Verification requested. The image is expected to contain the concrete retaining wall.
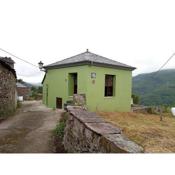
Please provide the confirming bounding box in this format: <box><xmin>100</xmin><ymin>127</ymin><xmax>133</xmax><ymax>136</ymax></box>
<box><xmin>63</xmin><ymin>106</ymin><xmax>144</xmax><ymax>153</ymax></box>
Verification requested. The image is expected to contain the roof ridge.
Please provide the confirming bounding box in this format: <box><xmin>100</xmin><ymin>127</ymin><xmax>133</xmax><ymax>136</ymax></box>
<box><xmin>46</xmin><ymin>51</ymin><xmax>88</xmax><ymax>67</ymax></box>
<box><xmin>87</xmin><ymin>51</ymin><xmax>131</xmax><ymax>66</ymax></box>
<box><xmin>44</xmin><ymin>51</ymin><xmax>136</xmax><ymax>70</ymax></box>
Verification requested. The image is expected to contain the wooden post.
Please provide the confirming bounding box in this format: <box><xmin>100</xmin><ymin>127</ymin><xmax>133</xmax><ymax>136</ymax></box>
<box><xmin>158</xmin><ymin>106</ymin><xmax>163</xmax><ymax>121</ymax></box>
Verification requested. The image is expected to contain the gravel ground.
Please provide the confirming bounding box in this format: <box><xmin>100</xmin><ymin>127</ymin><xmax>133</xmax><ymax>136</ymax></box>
<box><xmin>0</xmin><ymin>101</ymin><xmax>63</xmax><ymax>153</ymax></box>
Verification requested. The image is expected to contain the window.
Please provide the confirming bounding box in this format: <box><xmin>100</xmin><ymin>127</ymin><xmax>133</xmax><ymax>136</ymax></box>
<box><xmin>104</xmin><ymin>75</ymin><xmax>115</xmax><ymax>96</ymax></box>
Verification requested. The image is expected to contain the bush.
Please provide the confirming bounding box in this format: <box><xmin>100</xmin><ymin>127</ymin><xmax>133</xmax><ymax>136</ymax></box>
<box><xmin>54</xmin><ymin>121</ymin><xmax>66</xmax><ymax>139</ymax></box>
<box><xmin>53</xmin><ymin>112</ymin><xmax>68</xmax><ymax>139</ymax></box>
<box><xmin>30</xmin><ymin>86</ymin><xmax>43</xmax><ymax>100</ymax></box>
<box><xmin>53</xmin><ymin>112</ymin><xmax>69</xmax><ymax>153</ymax></box>
<box><xmin>17</xmin><ymin>101</ymin><xmax>22</xmax><ymax>108</ymax></box>
<box><xmin>59</xmin><ymin>112</ymin><xmax>69</xmax><ymax>123</ymax></box>
<box><xmin>132</xmin><ymin>94</ymin><xmax>140</xmax><ymax>104</ymax></box>
<box><xmin>147</xmin><ymin>107</ymin><xmax>155</xmax><ymax>114</ymax></box>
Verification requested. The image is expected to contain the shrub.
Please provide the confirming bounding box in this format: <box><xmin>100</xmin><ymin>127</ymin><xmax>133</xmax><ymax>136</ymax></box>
<box><xmin>59</xmin><ymin>112</ymin><xmax>69</xmax><ymax>123</ymax></box>
<box><xmin>132</xmin><ymin>94</ymin><xmax>140</xmax><ymax>104</ymax></box>
<box><xmin>147</xmin><ymin>107</ymin><xmax>155</xmax><ymax>114</ymax></box>
<box><xmin>53</xmin><ymin>112</ymin><xmax>68</xmax><ymax>139</ymax></box>
<box><xmin>53</xmin><ymin>112</ymin><xmax>69</xmax><ymax>153</ymax></box>
<box><xmin>54</xmin><ymin>121</ymin><xmax>66</xmax><ymax>139</ymax></box>
<box><xmin>17</xmin><ymin>101</ymin><xmax>22</xmax><ymax>108</ymax></box>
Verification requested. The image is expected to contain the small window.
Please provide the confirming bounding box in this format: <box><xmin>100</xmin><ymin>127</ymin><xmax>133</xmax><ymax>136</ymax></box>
<box><xmin>104</xmin><ymin>75</ymin><xmax>115</xmax><ymax>97</ymax></box>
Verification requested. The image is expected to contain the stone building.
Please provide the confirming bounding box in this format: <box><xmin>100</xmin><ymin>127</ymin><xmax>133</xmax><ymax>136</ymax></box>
<box><xmin>0</xmin><ymin>57</ymin><xmax>17</xmax><ymax>118</ymax></box>
<box><xmin>16</xmin><ymin>82</ymin><xmax>31</xmax><ymax>101</ymax></box>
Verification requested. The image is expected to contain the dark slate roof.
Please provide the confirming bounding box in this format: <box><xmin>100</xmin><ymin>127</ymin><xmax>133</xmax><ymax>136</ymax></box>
<box><xmin>0</xmin><ymin>57</ymin><xmax>15</xmax><ymax>69</ymax></box>
<box><xmin>0</xmin><ymin>57</ymin><xmax>16</xmax><ymax>78</ymax></box>
<box><xmin>44</xmin><ymin>51</ymin><xmax>136</xmax><ymax>71</ymax></box>
<box><xmin>16</xmin><ymin>82</ymin><xmax>27</xmax><ymax>88</ymax></box>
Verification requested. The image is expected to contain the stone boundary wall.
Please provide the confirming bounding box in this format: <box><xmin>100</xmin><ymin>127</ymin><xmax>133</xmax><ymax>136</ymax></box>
<box><xmin>0</xmin><ymin>63</ymin><xmax>17</xmax><ymax>118</ymax></box>
<box><xmin>63</xmin><ymin>106</ymin><xmax>144</xmax><ymax>153</ymax></box>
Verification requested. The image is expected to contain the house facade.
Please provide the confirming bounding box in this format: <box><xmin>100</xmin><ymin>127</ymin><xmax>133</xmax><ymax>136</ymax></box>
<box><xmin>0</xmin><ymin>57</ymin><xmax>17</xmax><ymax>118</ymax></box>
<box><xmin>42</xmin><ymin>51</ymin><xmax>135</xmax><ymax>112</ymax></box>
<box><xmin>16</xmin><ymin>82</ymin><xmax>31</xmax><ymax>101</ymax></box>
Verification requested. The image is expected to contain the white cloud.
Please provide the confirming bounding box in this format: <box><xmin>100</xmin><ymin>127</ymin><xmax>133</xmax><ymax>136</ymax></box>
<box><xmin>1</xmin><ymin>0</ymin><xmax>175</xmax><ymax>82</ymax></box>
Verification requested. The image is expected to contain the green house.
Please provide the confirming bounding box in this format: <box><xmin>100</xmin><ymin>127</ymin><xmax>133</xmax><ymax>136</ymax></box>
<box><xmin>42</xmin><ymin>50</ymin><xmax>135</xmax><ymax>112</ymax></box>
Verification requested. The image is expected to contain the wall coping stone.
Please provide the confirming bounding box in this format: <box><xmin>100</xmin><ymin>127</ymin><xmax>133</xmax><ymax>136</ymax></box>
<box><xmin>66</xmin><ymin>105</ymin><xmax>144</xmax><ymax>153</ymax></box>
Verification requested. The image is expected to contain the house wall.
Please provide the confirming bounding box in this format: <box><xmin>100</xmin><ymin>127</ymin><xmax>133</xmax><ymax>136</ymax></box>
<box><xmin>43</xmin><ymin>65</ymin><xmax>132</xmax><ymax>112</ymax></box>
<box><xmin>86</xmin><ymin>65</ymin><xmax>132</xmax><ymax>112</ymax></box>
<box><xmin>17</xmin><ymin>87</ymin><xmax>31</xmax><ymax>100</ymax></box>
<box><xmin>0</xmin><ymin>63</ymin><xmax>17</xmax><ymax>118</ymax></box>
<box><xmin>42</xmin><ymin>65</ymin><xmax>88</xmax><ymax>108</ymax></box>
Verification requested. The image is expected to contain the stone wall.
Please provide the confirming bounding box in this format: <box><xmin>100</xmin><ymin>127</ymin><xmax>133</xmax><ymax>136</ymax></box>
<box><xmin>63</xmin><ymin>106</ymin><xmax>144</xmax><ymax>153</ymax></box>
<box><xmin>0</xmin><ymin>63</ymin><xmax>17</xmax><ymax>118</ymax></box>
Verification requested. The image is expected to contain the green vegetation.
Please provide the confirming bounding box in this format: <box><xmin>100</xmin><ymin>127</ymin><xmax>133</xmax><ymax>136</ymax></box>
<box><xmin>132</xmin><ymin>94</ymin><xmax>140</xmax><ymax>104</ymax></box>
<box><xmin>17</xmin><ymin>79</ymin><xmax>43</xmax><ymax>100</ymax></box>
<box><xmin>133</xmin><ymin>69</ymin><xmax>175</xmax><ymax>106</ymax></box>
<box><xmin>30</xmin><ymin>86</ymin><xmax>42</xmax><ymax>100</ymax></box>
<box><xmin>54</xmin><ymin>122</ymin><xmax>66</xmax><ymax>139</ymax></box>
<box><xmin>53</xmin><ymin>112</ymin><xmax>68</xmax><ymax>153</ymax></box>
<box><xmin>0</xmin><ymin>109</ymin><xmax>15</xmax><ymax>119</ymax></box>
<box><xmin>53</xmin><ymin>112</ymin><xmax>68</xmax><ymax>139</ymax></box>
<box><xmin>17</xmin><ymin>101</ymin><xmax>22</xmax><ymax>108</ymax></box>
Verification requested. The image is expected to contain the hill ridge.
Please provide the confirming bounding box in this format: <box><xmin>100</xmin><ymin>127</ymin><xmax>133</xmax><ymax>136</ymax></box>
<box><xmin>133</xmin><ymin>69</ymin><xmax>175</xmax><ymax>106</ymax></box>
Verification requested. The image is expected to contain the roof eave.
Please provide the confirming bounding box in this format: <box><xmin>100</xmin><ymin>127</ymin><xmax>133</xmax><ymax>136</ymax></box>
<box><xmin>91</xmin><ymin>62</ymin><xmax>136</xmax><ymax>71</ymax></box>
<box><xmin>44</xmin><ymin>61</ymin><xmax>136</xmax><ymax>71</ymax></box>
<box><xmin>41</xmin><ymin>72</ymin><xmax>47</xmax><ymax>84</ymax></box>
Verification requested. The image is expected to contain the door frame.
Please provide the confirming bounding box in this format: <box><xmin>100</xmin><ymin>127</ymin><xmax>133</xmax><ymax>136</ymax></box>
<box><xmin>56</xmin><ymin>97</ymin><xmax>62</xmax><ymax>109</ymax></box>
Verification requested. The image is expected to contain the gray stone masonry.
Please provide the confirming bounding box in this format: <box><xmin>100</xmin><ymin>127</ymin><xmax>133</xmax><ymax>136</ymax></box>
<box><xmin>0</xmin><ymin>63</ymin><xmax>16</xmax><ymax>118</ymax></box>
<box><xmin>63</xmin><ymin>106</ymin><xmax>144</xmax><ymax>153</ymax></box>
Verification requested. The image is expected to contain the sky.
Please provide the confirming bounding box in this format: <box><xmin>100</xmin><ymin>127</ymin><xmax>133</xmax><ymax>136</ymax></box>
<box><xmin>1</xmin><ymin>0</ymin><xmax>175</xmax><ymax>83</ymax></box>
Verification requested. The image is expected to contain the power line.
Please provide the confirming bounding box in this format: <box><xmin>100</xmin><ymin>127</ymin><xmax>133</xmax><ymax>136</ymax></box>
<box><xmin>154</xmin><ymin>52</ymin><xmax>175</xmax><ymax>76</ymax></box>
<box><xmin>0</xmin><ymin>48</ymin><xmax>38</xmax><ymax>68</ymax></box>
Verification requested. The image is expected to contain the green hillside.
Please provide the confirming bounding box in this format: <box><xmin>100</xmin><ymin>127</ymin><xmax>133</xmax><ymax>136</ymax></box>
<box><xmin>132</xmin><ymin>69</ymin><xmax>175</xmax><ymax>106</ymax></box>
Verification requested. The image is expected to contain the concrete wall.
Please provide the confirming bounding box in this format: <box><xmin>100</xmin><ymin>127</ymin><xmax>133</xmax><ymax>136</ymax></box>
<box><xmin>0</xmin><ymin>63</ymin><xmax>16</xmax><ymax>118</ymax></box>
<box><xmin>43</xmin><ymin>65</ymin><xmax>133</xmax><ymax>112</ymax></box>
<box><xmin>86</xmin><ymin>66</ymin><xmax>132</xmax><ymax>112</ymax></box>
<box><xmin>43</xmin><ymin>65</ymin><xmax>88</xmax><ymax>108</ymax></box>
<box><xmin>63</xmin><ymin>106</ymin><xmax>143</xmax><ymax>153</ymax></box>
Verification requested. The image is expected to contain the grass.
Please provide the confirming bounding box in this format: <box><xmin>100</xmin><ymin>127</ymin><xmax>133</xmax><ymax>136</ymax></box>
<box><xmin>98</xmin><ymin>111</ymin><xmax>175</xmax><ymax>153</ymax></box>
<box><xmin>53</xmin><ymin>112</ymin><xmax>68</xmax><ymax>153</ymax></box>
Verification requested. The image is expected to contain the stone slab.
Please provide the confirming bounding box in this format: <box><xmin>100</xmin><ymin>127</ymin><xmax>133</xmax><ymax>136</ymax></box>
<box><xmin>69</xmin><ymin>109</ymin><xmax>97</xmax><ymax>118</ymax></box>
<box><xmin>85</xmin><ymin>122</ymin><xmax>121</xmax><ymax>135</ymax></box>
<box><xmin>103</xmin><ymin>134</ymin><xmax>144</xmax><ymax>153</ymax></box>
<box><xmin>77</xmin><ymin>117</ymin><xmax>106</xmax><ymax>123</ymax></box>
<box><xmin>69</xmin><ymin>109</ymin><xmax>106</xmax><ymax>123</ymax></box>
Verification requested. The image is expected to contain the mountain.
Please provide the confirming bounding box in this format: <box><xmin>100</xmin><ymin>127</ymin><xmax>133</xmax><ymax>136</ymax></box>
<box><xmin>132</xmin><ymin>69</ymin><xmax>175</xmax><ymax>106</ymax></box>
<box><xmin>17</xmin><ymin>79</ymin><xmax>42</xmax><ymax>88</ymax></box>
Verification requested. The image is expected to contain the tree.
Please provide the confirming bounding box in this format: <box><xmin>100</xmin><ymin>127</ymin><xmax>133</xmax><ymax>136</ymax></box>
<box><xmin>132</xmin><ymin>94</ymin><xmax>140</xmax><ymax>104</ymax></box>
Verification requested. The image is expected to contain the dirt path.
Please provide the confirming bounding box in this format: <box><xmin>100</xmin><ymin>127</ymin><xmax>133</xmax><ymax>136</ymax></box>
<box><xmin>0</xmin><ymin>101</ymin><xmax>63</xmax><ymax>153</ymax></box>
